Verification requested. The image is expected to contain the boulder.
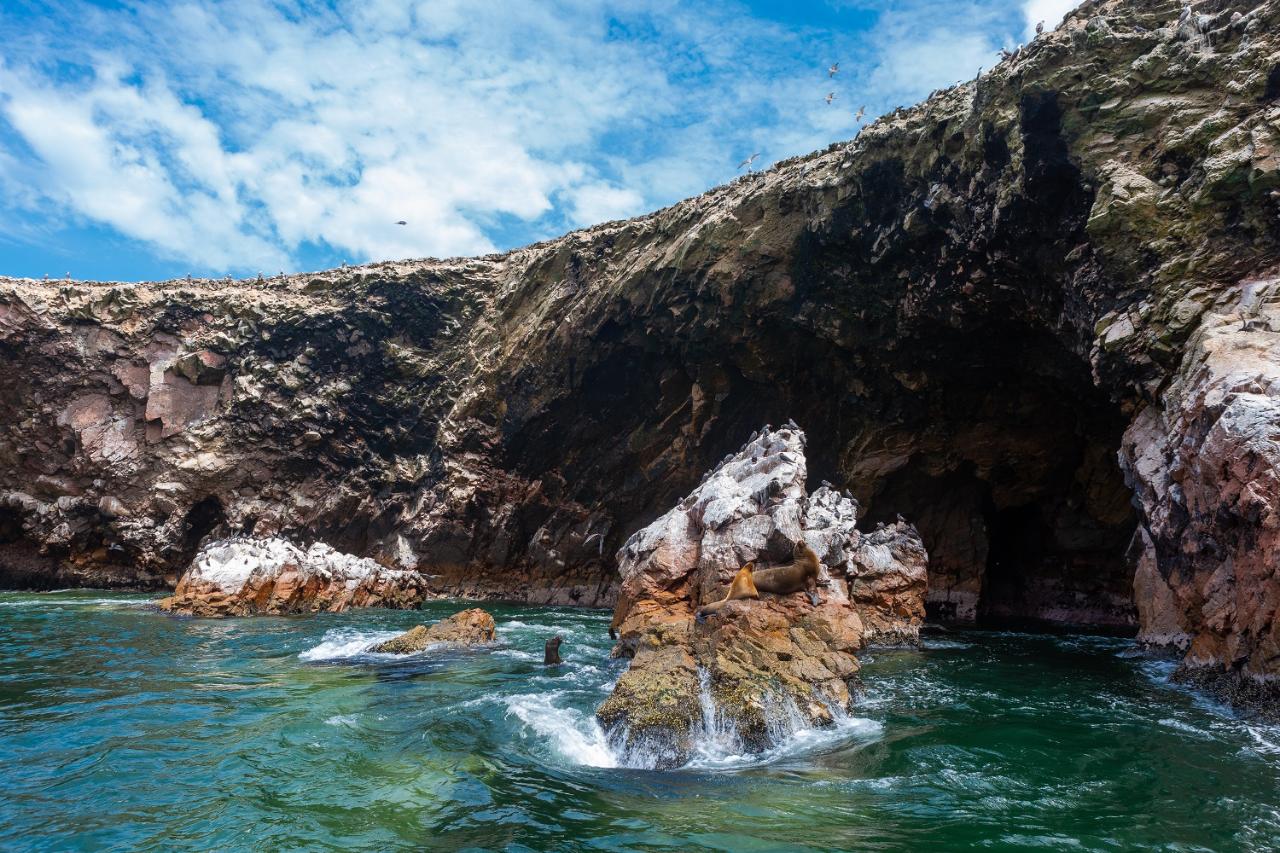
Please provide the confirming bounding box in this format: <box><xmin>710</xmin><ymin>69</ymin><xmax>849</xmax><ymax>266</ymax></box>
<box><xmin>369</xmin><ymin>608</ymin><xmax>496</xmax><ymax>653</ymax></box>
<box><xmin>158</xmin><ymin>537</ymin><xmax>432</xmax><ymax>617</ymax></box>
<box><xmin>597</xmin><ymin>426</ymin><xmax>927</xmax><ymax>768</ymax></box>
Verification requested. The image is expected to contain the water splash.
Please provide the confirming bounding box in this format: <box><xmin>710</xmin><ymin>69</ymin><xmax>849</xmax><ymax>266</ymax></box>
<box><xmin>297</xmin><ymin>628</ymin><xmax>402</xmax><ymax>661</ymax></box>
<box><xmin>504</xmin><ymin>692</ymin><xmax>617</xmax><ymax>768</ymax></box>
<box><xmin>599</xmin><ymin>667</ymin><xmax>883</xmax><ymax>771</ymax></box>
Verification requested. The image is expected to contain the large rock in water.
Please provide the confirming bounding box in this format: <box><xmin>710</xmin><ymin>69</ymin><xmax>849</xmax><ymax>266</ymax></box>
<box><xmin>1</xmin><ymin>0</ymin><xmax>1280</xmax><ymax>716</ymax></box>
<box><xmin>370</xmin><ymin>608</ymin><xmax>496</xmax><ymax>653</ymax></box>
<box><xmin>158</xmin><ymin>537</ymin><xmax>432</xmax><ymax>616</ymax></box>
<box><xmin>596</xmin><ymin>426</ymin><xmax>926</xmax><ymax>768</ymax></box>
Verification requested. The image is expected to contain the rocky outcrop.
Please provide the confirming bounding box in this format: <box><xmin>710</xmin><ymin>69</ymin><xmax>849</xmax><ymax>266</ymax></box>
<box><xmin>1</xmin><ymin>1</ymin><xmax>1279</xmax><ymax>712</ymax></box>
<box><xmin>158</xmin><ymin>537</ymin><xmax>432</xmax><ymax>616</ymax></box>
<box><xmin>596</xmin><ymin>426</ymin><xmax>925</xmax><ymax>768</ymax></box>
<box><xmin>849</xmin><ymin>522</ymin><xmax>929</xmax><ymax>645</ymax></box>
<box><xmin>369</xmin><ymin>608</ymin><xmax>496</xmax><ymax>653</ymax></box>
<box><xmin>1120</xmin><ymin>274</ymin><xmax>1280</xmax><ymax>710</ymax></box>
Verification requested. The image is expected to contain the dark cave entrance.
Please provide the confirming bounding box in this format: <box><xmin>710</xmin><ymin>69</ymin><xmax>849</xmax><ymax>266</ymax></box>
<box><xmin>181</xmin><ymin>497</ymin><xmax>227</xmax><ymax>564</ymax></box>
<box><xmin>979</xmin><ymin>503</ymin><xmax>1049</xmax><ymax>625</ymax></box>
<box><xmin>852</xmin><ymin>355</ymin><xmax>1139</xmax><ymax>633</ymax></box>
<box><xmin>0</xmin><ymin>506</ymin><xmax>59</xmax><ymax>590</ymax></box>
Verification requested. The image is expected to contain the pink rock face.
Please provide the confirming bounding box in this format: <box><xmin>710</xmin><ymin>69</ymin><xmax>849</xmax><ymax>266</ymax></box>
<box><xmin>144</xmin><ymin>370</ymin><xmax>222</xmax><ymax>439</ymax></box>
<box><xmin>598</xmin><ymin>426</ymin><xmax>928</xmax><ymax>768</ymax></box>
<box><xmin>1120</xmin><ymin>276</ymin><xmax>1280</xmax><ymax>706</ymax></box>
<box><xmin>159</xmin><ymin>537</ymin><xmax>433</xmax><ymax>617</ymax></box>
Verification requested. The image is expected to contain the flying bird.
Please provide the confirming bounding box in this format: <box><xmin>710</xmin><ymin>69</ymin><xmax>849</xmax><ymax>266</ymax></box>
<box><xmin>395</xmin><ymin>220</ymin><xmax>407</xmax><ymax>225</ymax></box>
<box><xmin>825</xmin><ymin>92</ymin><xmax>836</xmax><ymax>104</ymax></box>
<box><xmin>855</xmin><ymin>105</ymin><xmax>866</xmax><ymax>121</ymax></box>
<box><xmin>737</xmin><ymin>152</ymin><xmax>761</xmax><ymax>171</ymax></box>
<box><xmin>828</xmin><ymin>62</ymin><xmax>839</xmax><ymax>77</ymax></box>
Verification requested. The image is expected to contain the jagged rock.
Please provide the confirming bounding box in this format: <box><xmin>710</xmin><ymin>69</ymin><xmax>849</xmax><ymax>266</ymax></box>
<box><xmin>158</xmin><ymin>537</ymin><xmax>432</xmax><ymax>617</ymax></box>
<box><xmin>369</xmin><ymin>608</ymin><xmax>496</xmax><ymax>653</ymax></box>
<box><xmin>596</xmin><ymin>426</ymin><xmax>926</xmax><ymax>768</ymax></box>
<box><xmin>1120</xmin><ymin>275</ymin><xmax>1280</xmax><ymax>710</ymax></box>
<box><xmin>849</xmin><ymin>522</ymin><xmax>928</xmax><ymax>645</ymax></box>
<box><xmin>0</xmin><ymin>0</ymin><xmax>1278</xmax><ymax>716</ymax></box>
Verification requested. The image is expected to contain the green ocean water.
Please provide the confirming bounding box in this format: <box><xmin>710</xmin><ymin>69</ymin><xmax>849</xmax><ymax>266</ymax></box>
<box><xmin>1</xmin><ymin>590</ymin><xmax>1277</xmax><ymax>852</ymax></box>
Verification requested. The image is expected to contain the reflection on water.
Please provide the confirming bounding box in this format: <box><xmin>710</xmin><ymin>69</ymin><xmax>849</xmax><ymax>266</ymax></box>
<box><xmin>1</xmin><ymin>590</ymin><xmax>1278</xmax><ymax>851</ymax></box>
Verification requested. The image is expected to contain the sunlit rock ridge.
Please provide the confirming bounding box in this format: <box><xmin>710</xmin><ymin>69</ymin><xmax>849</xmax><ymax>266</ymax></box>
<box><xmin>1</xmin><ymin>0</ymin><xmax>1279</xmax><ymax>712</ymax></box>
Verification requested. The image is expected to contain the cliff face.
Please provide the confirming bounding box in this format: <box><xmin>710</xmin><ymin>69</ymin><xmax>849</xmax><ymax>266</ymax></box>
<box><xmin>1</xmin><ymin>2</ymin><xmax>1279</xmax><ymax>701</ymax></box>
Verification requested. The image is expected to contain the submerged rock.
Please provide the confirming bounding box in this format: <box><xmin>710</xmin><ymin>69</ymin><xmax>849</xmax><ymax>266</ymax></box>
<box><xmin>597</xmin><ymin>426</ymin><xmax>926</xmax><ymax>767</ymax></box>
<box><xmin>158</xmin><ymin>537</ymin><xmax>432</xmax><ymax>617</ymax></box>
<box><xmin>370</xmin><ymin>608</ymin><xmax>496</xmax><ymax>653</ymax></box>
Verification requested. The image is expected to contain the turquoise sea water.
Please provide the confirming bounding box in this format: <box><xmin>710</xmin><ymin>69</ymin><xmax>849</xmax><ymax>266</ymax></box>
<box><xmin>1</xmin><ymin>590</ymin><xmax>1278</xmax><ymax>852</ymax></box>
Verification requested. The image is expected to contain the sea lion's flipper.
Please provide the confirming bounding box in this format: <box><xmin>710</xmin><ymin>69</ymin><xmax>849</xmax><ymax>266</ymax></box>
<box><xmin>806</xmin><ymin>589</ymin><xmax>821</xmax><ymax>606</ymax></box>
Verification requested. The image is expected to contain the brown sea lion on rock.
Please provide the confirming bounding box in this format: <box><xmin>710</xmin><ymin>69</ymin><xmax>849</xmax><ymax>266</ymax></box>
<box><xmin>752</xmin><ymin>543</ymin><xmax>821</xmax><ymax>599</ymax></box>
<box><xmin>696</xmin><ymin>563</ymin><xmax>759</xmax><ymax>620</ymax></box>
<box><xmin>544</xmin><ymin>635</ymin><xmax>563</xmax><ymax>665</ymax></box>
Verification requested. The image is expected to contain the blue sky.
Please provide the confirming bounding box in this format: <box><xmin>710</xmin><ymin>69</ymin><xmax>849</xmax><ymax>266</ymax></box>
<box><xmin>0</xmin><ymin>0</ymin><xmax>1078</xmax><ymax>282</ymax></box>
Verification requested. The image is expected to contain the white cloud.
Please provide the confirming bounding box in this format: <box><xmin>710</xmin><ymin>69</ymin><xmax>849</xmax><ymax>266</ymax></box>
<box><xmin>566</xmin><ymin>183</ymin><xmax>646</xmax><ymax>228</ymax></box>
<box><xmin>1022</xmin><ymin>0</ymin><xmax>1081</xmax><ymax>40</ymax></box>
<box><xmin>0</xmin><ymin>0</ymin><xmax>1042</xmax><ymax>277</ymax></box>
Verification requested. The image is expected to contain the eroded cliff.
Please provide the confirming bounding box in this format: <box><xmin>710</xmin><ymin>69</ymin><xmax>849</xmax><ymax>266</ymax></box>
<box><xmin>2</xmin><ymin>0</ymin><xmax>1279</xmax><ymax>708</ymax></box>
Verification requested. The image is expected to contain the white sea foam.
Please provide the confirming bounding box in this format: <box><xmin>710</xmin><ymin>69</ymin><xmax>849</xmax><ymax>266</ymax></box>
<box><xmin>681</xmin><ymin>669</ymin><xmax>883</xmax><ymax>770</ymax></box>
<box><xmin>297</xmin><ymin>628</ymin><xmax>402</xmax><ymax>661</ymax></box>
<box><xmin>924</xmin><ymin>639</ymin><xmax>973</xmax><ymax>650</ymax></box>
<box><xmin>325</xmin><ymin>714</ymin><xmax>359</xmax><ymax>728</ymax></box>
<box><xmin>504</xmin><ymin>692</ymin><xmax>618</xmax><ymax>768</ymax></box>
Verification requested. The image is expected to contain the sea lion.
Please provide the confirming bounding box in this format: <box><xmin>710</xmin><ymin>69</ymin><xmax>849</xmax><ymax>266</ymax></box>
<box><xmin>695</xmin><ymin>562</ymin><xmax>759</xmax><ymax>621</ymax></box>
<box><xmin>544</xmin><ymin>635</ymin><xmax>563</xmax><ymax>665</ymax></box>
<box><xmin>752</xmin><ymin>542</ymin><xmax>821</xmax><ymax>598</ymax></box>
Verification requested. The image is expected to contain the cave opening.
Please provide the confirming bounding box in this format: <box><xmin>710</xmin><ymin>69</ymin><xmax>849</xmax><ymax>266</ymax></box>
<box><xmin>0</xmin><ymin>506</ymin><xmax>59</xmax><ymax>590</ymax></box>
<box><xmin>182</xmin><ymin>497</ymin><xmax>227</xmax><ymax>563</ymax></box>
<box><xmin>850</xmin><ymin>327</ymin><xmax>1140</xmax><ymax>634</ymax></box>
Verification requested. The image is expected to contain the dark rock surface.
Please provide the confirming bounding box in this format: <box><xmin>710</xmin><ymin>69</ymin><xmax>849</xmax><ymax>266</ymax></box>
<box><xmin>1</xmin><ymin>0</ymin><xmax>1279</xmax><ymax>706</ymax></box>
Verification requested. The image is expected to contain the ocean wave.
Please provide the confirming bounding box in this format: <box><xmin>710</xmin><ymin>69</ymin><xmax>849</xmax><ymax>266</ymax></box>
<box><xmin>297</xmin><ymin>628</ymin><xmax>403</xmax><ymax>661</ymax></box>
<box><xmin>0</xmin><ymin>596</ymin><xmax>153</xmax><ymax>608</ymax></box>
<box><xmin>504</xmin><ymin>691</ymin><xmax>618</xmax><ymax>768</ymax></box>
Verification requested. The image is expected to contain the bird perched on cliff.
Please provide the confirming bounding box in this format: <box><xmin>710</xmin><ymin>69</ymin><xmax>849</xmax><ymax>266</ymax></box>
<box><xmin>855</xmin><ymin>105</ymin><xmax>866</xmax><ymax>121</ymax></box>
<box><xmin>998</xmin><ymin>47</ymin><xmax>1013</xmax><ymax>60</ymax></box>
<box><xmin>737</xmin><ymin>153</ymin><xmax>761</xmax><ymax>171</ymax></box>
<box><xmin>825</xmin><ymin>92</ymin><xmax>836</xmax><ymax>104</ymax></box>
<box><xmin>1035</xmin><ymin>20</ymin><xmax>1045</xmax><ymax>35</ymax></box>
<box><xmin>395</xmin><ymin>220</ymin><xmax>407</xmax><ymax>225</ymax></box>
<box><xmin>828</xmin><ymin>62</ymin><xmax>839</xmax><ymax>77</ymax></box>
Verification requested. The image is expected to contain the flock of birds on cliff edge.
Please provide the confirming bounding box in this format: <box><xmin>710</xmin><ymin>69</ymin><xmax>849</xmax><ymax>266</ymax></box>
<box><xmin>735</xmin><ymin>19</ymin><xmax>1050</xmax><ymax>178</ymax></box>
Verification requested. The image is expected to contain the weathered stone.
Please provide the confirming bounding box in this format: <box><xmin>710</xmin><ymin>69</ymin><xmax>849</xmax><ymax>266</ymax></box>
<box><xmin>370</xmin><ymin>608</ymin><xmax>496</xmax><ymax>653</ymax></box>
<box><xmin>158</xmin><ymin>537</ymin><xmax>433</xmax><ymax>617</ymax></box>
<box><xmin>598</xmin><ymin>426</ymin><xmax>925</xmax><ymax>767</ymax></box>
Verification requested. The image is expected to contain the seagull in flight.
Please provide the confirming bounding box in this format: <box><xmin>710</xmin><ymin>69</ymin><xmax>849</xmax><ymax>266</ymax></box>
<box><xmin>737</xmin><ymin>152</ymin><xmax>761</xmax><ymax>171</ymax></box>
<box><xmin>395</xmin><ymin>220</ymin><xmax>407</xmax><ymax>225</ymax></box>
<box><xmin>855</xmin><ymin>105</ymin><xmax>866</xmax><ymax>122</ymax></box>
<box><xmin>828</xmin><ymin>62</ymin><xmax>839</xmax><ymax>77</ymax></box>
<box><xmin>825</xmin><ymin>92</ymin><xmax>836</xmax><ymax>104</ymax></box>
